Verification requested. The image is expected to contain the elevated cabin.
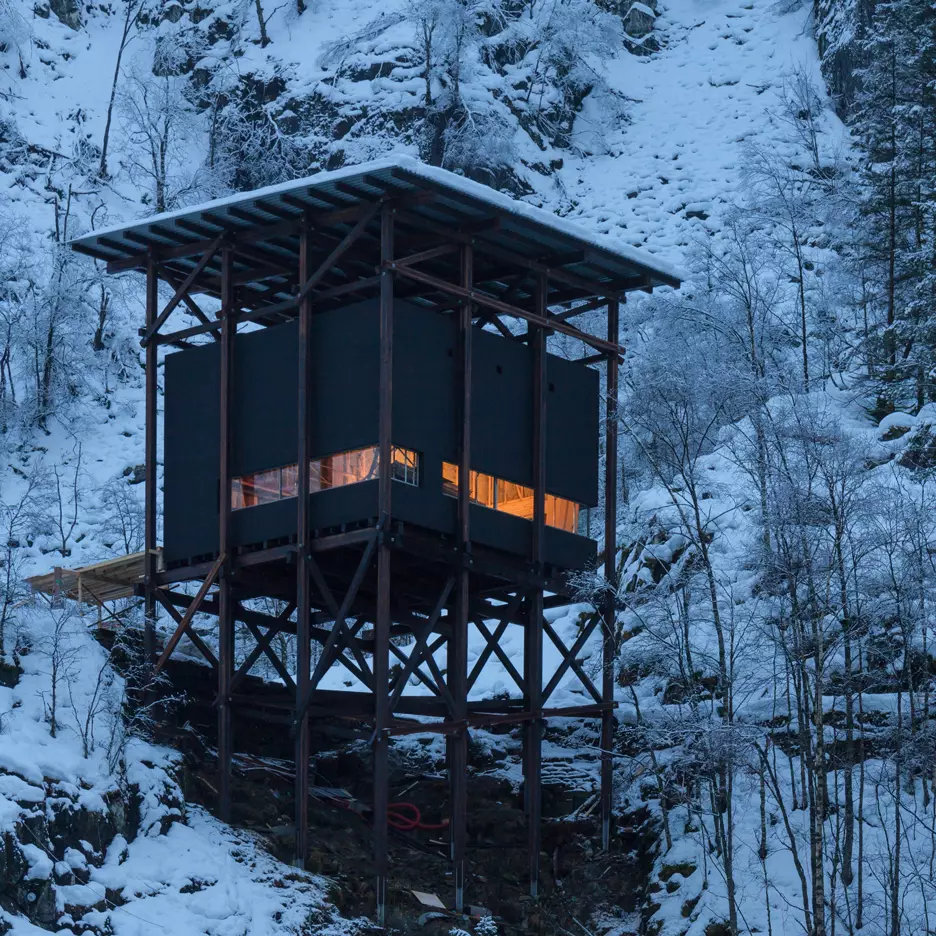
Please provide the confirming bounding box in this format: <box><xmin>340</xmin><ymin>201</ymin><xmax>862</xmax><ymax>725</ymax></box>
<box><xmin>67</xmin><ymin>155</ymin><xmax>681</xmax><ymax>922</ymax></box>
<box><xmin>164</xmin><ymin>299</ymin><xmax>598</xmax><ymax>573</ymax></box>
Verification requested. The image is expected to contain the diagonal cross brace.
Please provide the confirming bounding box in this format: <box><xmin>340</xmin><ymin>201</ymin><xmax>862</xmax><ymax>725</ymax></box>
<box><xmin>467</xmin><ymin>593</ymin><xmax>524</xmax><ymax>691</ymax></box>
<box><xmin>143</xmin><ymin>236</ymin><xmax>224</xmax><ymax>344</ymax></box>
<box><xmin>388</xmin><ymin>577</ymin><xmax>454</xmax><ymax>710</ymax></box>
<box><xmin>153</xmin><ymin>589</ymin><xmax>219</xmax><ymax>670</ymax></box>
<box><xmin>542</xmin><ymin>615</ymin><xmax>603</xmax><ymax>704</ymax></box>
<box><xmin>474</xmin><ymin>616</ymin><xmax>526</xmax><ymax>695</ymax></box>
<box><xmin>158</xmin><ymin>269</ymin><xmax>221</xmax><ymax>342</ymax></box>
<box><xmin>296</xmin><ymin>206</ymin><xmax>380</xmax><ymax>302</ymax></box>
<box><xmin>233</xmin><ymin>601</ymin><xmax>297</xmax><ymax>692</ymax></box>
<box><xmin>153</xmin><ymin>555</ymin><xmax>224</xmax><ymax>673</ymax></box>
<box><xmin>294</xmin><ymin>537</ymin><xmax>377</xmax><ymax>724</ymax></box>
<box><xmin>390</xmin><ymin>635</ymin><xmax>450</xmax><ymax>704</ymax></box>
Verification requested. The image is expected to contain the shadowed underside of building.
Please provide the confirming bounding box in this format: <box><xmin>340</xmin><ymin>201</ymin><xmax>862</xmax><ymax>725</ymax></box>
<box><xmin>68</xmin><ymin>155</ymin><xmax>681</xmax><ymax>922</ymax></box>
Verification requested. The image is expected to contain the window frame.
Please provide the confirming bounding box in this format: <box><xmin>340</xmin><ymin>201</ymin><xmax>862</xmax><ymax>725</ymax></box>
<box><xmin>232</xmin><ymin>445</ymin><xmax>419</xmax><ymax>511</ymax></box>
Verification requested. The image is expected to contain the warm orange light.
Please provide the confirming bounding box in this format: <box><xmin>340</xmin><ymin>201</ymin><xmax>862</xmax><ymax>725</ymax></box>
<box><xmin>233</xmin><ymin>446</ymin><xmax>418</xmax><ymax>510</ymax></box>
<box><xmin>441</xmin><ymin>462</ymin><xmax>582</xmax><ymax>533</ymax></box>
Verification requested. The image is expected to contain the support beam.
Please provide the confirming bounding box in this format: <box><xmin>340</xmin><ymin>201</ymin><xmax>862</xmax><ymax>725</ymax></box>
<box><xmin>295</xmin><ymin>215</ymin><xmax>314</xmax><ymax>867</ymax></box>
<box><xmin>450</xmin><ymin>243</ymin><xmax>472</xmax><ymax>913</ymax></box>
<box><xmin>152</xmin><ymin>555</ymin><xmax>223</xmax><ymax>673</ymax></box>
<box><xmin>373</xmin><ymin>203</ymin><xmax>394</xmax><ymax>927</ymax></box>
<box><xmin>391</xmin><ymin>264</ymin><xmax>624</xmax><ymax>357</ymax></box>
<box><xmin>142</xmin><ymin>236</ymin><xmax>223</xmax><ymax>344</ymax></box>
<box><xmin>601</xmin><ymin>298</ymin><xmax>620</xmax><ymax>852</ymax></box>
<box><xmin>525</xmin><ymin>273</ymin><xmax>547</xmax><ymax>900</ymax></box>
<box><xmin>143</xmin><ymin>254</ymin><xmax>158</xmax><ymax>669</ymax></box>
<box><xmin>217</xmin><ymin>244</ymin><xmax>236</xmax><ymax>823</ymax></box>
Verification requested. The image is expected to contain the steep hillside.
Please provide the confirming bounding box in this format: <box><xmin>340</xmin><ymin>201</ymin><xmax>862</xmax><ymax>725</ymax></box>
<box><xmin>4</xmin><ymin>0</ymin><xmax>916</xmax><ymax>935</ymax></box>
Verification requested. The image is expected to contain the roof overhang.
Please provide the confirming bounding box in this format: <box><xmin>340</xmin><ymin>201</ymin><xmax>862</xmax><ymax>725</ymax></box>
<box><xmin>70</xmin><ymin>157</ymin><xmax>682</xmax><ymax>356</ymax></box>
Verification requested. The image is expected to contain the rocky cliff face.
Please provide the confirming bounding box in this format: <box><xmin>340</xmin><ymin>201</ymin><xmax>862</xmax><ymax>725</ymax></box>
<box><xmin>816</xmin><ymin>0</ymin><xmax>873</xmax><ymax>113</ymax></box>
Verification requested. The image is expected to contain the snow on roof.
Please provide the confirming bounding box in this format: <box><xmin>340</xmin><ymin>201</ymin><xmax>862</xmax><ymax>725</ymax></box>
<box><xmin>72</xmin><ymin>154</ymin><xmax>684</xmax><ymax>287</ymax></box>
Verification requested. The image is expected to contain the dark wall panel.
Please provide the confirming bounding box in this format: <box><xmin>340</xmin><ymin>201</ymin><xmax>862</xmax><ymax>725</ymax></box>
<box><xmin>163</xmin><ymin>343</ymin><xmax>220</xmax><ymax>562</ymax></box>
<box><xmin>163</xmin><ymin>299</ymin><xmax>598</xmax><ymax>569</ymax></box>
<box><xmin>546</xmin><ymin>354</ymin><xmax>600</xmax><ymax>506</ymax></box>
<box><xmin>233</xmin><ymin>321</ymin><xmax>297</xmax><ymax>475</ymax></box>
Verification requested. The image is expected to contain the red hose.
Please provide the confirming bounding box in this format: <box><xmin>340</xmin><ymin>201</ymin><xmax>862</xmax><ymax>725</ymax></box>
<box><xmin>387</xmin><ymin>801</ymin><xmax>450</xmax><ymax>831</ymax></box>
<box><xmin>312</xmin><ymin>787</ymin><xmax>448</xmax><ymax>832</ymax></box>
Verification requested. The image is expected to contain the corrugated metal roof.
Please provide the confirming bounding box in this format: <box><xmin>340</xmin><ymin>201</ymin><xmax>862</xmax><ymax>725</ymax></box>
<box><xmin>70</xmin><ymin>157</ymin><xmax>681</xmax><ymax>337</ymax></box>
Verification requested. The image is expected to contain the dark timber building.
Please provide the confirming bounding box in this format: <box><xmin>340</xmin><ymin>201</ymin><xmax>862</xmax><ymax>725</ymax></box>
<box><xmin>70</xmin><ymin>156</ymin><xmax>680</xmax><ymax>922</ymax></box>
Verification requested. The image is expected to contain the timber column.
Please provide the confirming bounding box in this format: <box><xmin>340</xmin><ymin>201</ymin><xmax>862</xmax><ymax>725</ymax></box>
<box><xmin>449</xmin><ymin>242</ymin><xmax>473</xmax><ymax>911</ymax></box>
<box><xmin>143</xmin><ymin>252</ymin><xmax>159</xmax><ymax>667</ymax></box>
<box><xmin>601</xmin><ymin>297</ymin><xmax>620</xmax><ymax>850</ymax></box>
<box><xmin>295</xmin><ymin>216</ymin><xmax>314</xmax><ymax>865</ymax></box>
<box><xmin>374</xmin><ymin>202</ymin><xmax>395</xmax><ymax>925</ymax></box>
<box><xmin>525</xmin><ymin>273</ymin><xmax>548</xmax><ymax>898</ymax></box>
<box><xmin>217</xmin><ymin>243</ymin><xmax>235</xmax><ymax>822</ymax></box>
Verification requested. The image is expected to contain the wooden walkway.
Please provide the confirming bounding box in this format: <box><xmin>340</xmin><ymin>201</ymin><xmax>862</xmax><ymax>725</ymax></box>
<box><xmin>27</xmin><ymin>549</ymin><xmax>162</xmax><ymax>606</ymax></box>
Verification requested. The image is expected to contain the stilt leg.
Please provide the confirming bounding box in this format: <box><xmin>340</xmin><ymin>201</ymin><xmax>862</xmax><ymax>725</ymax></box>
<box><xmin>601</xmin><ymin>298</ymin><xmax>619</xmax><ymax>851</ymax></box>
<box><xmin>217</xmin><ymin>245</ymin><xmax>235</xmax><ymax>823</ymax></box>
<box><xmin>449</xmin><ymin>570</ymin><xmax>468</xmax><ymax>911</ymax></box>
<box><xmin>373</xmin><ymin>202</ymin><xmax>395</xmax><ymax>926</ymax></box>
<box><xmin>294</xmin><ymin>216</ymin><xmax>313</xmax><ymax>867</ymax></box>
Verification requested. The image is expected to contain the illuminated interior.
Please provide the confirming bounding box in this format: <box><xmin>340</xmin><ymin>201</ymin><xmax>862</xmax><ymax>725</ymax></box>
<box><xmin>441</xmin><ymin>462</ymin><xmax>581</xmax><ymax>534</ymax></box>
<box><xmin>232</xmin><ymin>445</ymin><xmax>418</xmax><ymax>509</ymax></box>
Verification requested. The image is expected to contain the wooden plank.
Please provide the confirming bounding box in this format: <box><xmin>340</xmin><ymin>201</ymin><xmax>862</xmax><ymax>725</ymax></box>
<box><xmin>104</xmin><ymin>201</ymin><xmax>384</xmax><ymax>274</ymax></box>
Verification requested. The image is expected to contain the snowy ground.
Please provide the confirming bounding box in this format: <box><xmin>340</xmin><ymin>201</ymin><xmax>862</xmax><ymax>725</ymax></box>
<box><xmin>1</xmin><ymin>607</ymin><xmax>363</xmax><ymax>935</ymax></box>
<box><xmin>557</xmin><ymin>0</ymin><xmax>846</xmax><ymax>265</ymax></box>
<box><xmin>1</xmin><ymin>0</ymin><xmax>878</xmax><ymax>932</ymax></box>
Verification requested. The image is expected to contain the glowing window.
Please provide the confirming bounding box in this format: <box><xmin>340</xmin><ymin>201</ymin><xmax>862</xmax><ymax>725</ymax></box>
<box><xmin>441</xmin><ymin>462</ymin><xmax>582</xmax><ymax>534</ymax></box>
<box><xmin>391</xmin><ymin>446</ymin><xmax>419</xmax><ymax>486</ymax></box>
<box><xmin>232</xmin><ymin>446</ymin><xmax>419</xmax><ymax>510</ymax></box>
<box><xmin>310</xmin><ymin>446</ymin><xmax>379</xmax><ymax>492</ymax></box>
<box><xmin>232</xmin><ymin>468</ymin><xmax>282</xmax><ymax>509</ymax></box>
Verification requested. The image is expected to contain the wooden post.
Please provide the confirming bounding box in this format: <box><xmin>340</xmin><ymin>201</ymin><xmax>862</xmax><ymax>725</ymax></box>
<box><xmin>374</xmin><ymin>202</ymin><xmax>395</xmax><ymax>926</ymax></box>
<box><xmin>601</xmin><ymin>297</ymin><xmax>620</xmax><ymax>851</ymax></box>
<box><xmin>449</xmin><ymin>242</ymin><xmax>473</xmax><ymax>912</ymax></box>
<box><xmin>525</xmin><ymin>272</ymin><xmax>547</xmax><ymax>899</ymax></box>
<box><xmin>217</xmin><ymin>243</ymin><xmax>235</xmax><ymax>823</ymax></box>
<box><xmin>144</xmin><ymin>253</ymin><xmax>159</xmax><ymax>666</ymax></box>
<box><xmin>295</xmin><ymin>216</ymin><xmax>313</xmax><ymax>866</ymax></box>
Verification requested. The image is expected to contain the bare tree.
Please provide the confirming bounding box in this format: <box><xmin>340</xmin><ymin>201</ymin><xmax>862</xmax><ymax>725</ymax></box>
<box><xmin>33</xmin><ymin>605</ymin><xmax>82</xmax><ymax>738</ymax></box>
<box><xmin>0</xmin><ymin>467</ymin><xmax>47</xmax><ymax>656</ymax></box>
<box><xmin>98</xmin><ymin>474</ymin><xmax>144</xmax><ymax>555</ymax></box>
<box><xmin>51</xmin><ymin>442</ymin><xmax>84</xmax><ymax>557</ymax></box>
<box><xmin>99</xmin><ymin>0</ymin><xmax>147</xmax><ymax>178</ymax></box>
<box><xmin>118</xmin><ymin>65</ymin><xmax>202</xmax><ymax>213</ymax></box>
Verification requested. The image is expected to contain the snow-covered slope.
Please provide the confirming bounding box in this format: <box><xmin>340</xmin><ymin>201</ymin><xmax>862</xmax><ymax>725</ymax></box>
<box><xmin>0</xmin><ymin>0</ymin><xmax>878</xmax><ymax>933</ymax></box>
<box><xmin>558</xmin><ymin>0</ymin><xmax>845</xmax><ymax>261</ymax></box>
